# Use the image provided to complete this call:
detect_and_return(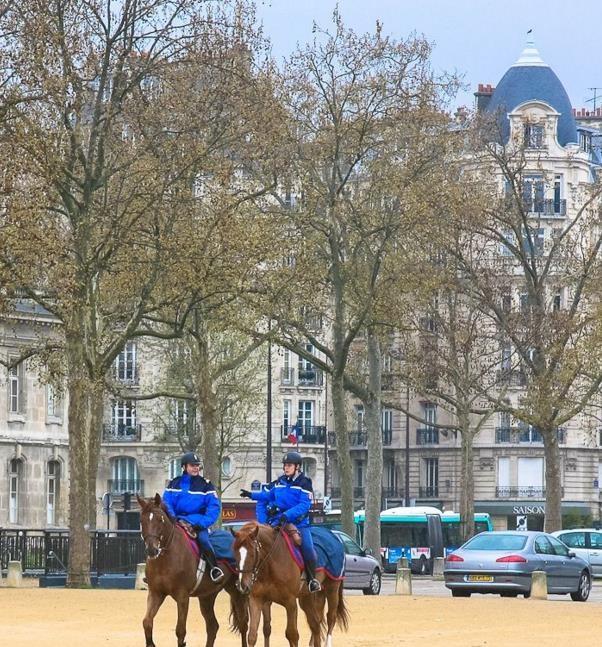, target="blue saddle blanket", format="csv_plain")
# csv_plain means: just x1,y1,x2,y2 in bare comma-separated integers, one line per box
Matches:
311,526,345,579
209,529,236,566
